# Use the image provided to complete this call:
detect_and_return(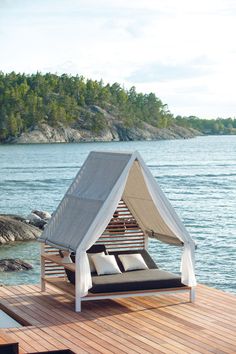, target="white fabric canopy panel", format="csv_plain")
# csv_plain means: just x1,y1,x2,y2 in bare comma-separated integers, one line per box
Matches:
39,151,197,297
123,160,180,245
